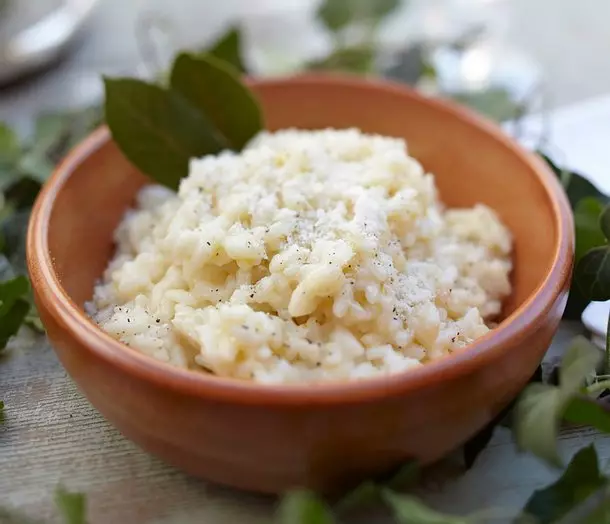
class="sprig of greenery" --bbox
[514,337,603,467]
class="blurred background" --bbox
[0,0,609,127]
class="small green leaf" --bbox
[170,53,263,151]
[206,26,246,73]
[575,246,610,302]
[0,122,20,168]
[0,298,29,349]
[564,396,610,433]
[0,275,29,314]
[574,198,607,262]
[0,275,31,349]
[276,491,335,524]
[382,490,474,524]
[306,46,375,74]
[2,209,31,274]
[55,486,87,524]
[316,0,400,32]
[600,204,610,241]
[563,286,591,320]
[104,77,225,190]
[3,177,42,210]
[514,384,564,466]
[560,337,602,392]
[514,337,601,466]
[516,446,607,524]
[317,0,356,32]
[539,152,609,208]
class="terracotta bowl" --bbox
[27,75,573,494]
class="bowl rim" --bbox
[27,74,574,406]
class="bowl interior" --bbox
[46,77,558,329]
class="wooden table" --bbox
[2,1,610,522]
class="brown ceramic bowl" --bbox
[27,75,573,494]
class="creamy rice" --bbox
[88,129,512,384]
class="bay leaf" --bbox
[600,203,610,240]
[0,122,20,169]
[170,53,263,151]
[574,198,607,262]
[104,77,225,190]
[515,445,607,524]
[575,245,610,302]
[206,26,246,74]
[564,396,610,433]
[514,337,600,466]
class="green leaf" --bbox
[316,0,400,32]
[170,53,263,151]
[206,26,246,73]
[563,287,591,320]
[0,276,31,349]
[306,46,375,74]
[574,198,607,262]
[55,486,87,524]
[539,152,609,209]
[382,490,474,524]
[104,77,225,190]
[516,445,607,524]
[317,0,356,32]
[0,275,29,314]
[276,491,335,524]
[564,396,610,433]
[514,337,601,466]
[0,122,20,168]
[560,337,602,392]
[575,246,610,302]
[514,384,565,466]
[0,298,29,349]
[1,209,31,274]
[3,177,42,210]
[600,204,610,240]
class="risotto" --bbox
[88,128,512,384]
